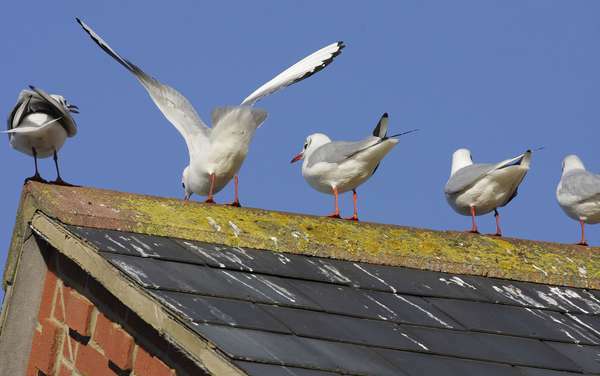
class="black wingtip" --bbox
[382,112,389,118]
[337,41,346,50]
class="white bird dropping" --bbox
[77,18,344,206]
[5,86,79,184]
[556,154,600,246]
[444,148,532,236]
[291,113,417,220]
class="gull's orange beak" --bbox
[290,152,303,163]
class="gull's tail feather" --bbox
[241,41,345,106]
[372,113,389,138]
[496,150,532,170]
[387,129,419,139]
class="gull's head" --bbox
[290,133,331,163]
[51,94,79,114]
[182,166,192,200]
[562,154,586,175]
[451,148,473,175]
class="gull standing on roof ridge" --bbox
[5,86,79,185]
[291,113,417,220]
[444,148,533,236]
[76,18,344,206]
[556,154,600,246]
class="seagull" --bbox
[76,18,344,206]
[291,113,417,220]
[444,148,532,236]
[5,86,79,184]
[556,154,600,246]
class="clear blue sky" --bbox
[2,1,600,301]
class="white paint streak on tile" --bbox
[492,285,544,308]
[315,262,351,283]
[232,247,254,260]
[277,253,291,265]
[255,276,297,303]
[353,263,397,293]
[439,276,477,290]
[548,288,589,314]
[566,313,600,337]
[222,271,276,303]
[393,295,453,329]
[401,333,429,351]
[104,234,127,249]
[183,241,226,268]
[364,294,396,319]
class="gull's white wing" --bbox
[241,41,345,106]
[76,18,209,154]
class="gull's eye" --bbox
[303,143,308,150]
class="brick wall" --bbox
[26,268,176,376]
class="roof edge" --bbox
[5,182,600,290]
[30,213,246,376]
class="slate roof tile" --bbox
[65,226,600,376]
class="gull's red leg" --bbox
[327,187,341,218]
[493,209,502,237]
[345,189,359,221]
[469,206,479,234]
[205,173,216,204]
[577,219,589,246]
[228,175,242,207]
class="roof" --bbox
[4,182,600,375]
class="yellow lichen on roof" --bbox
[5,181,600,289]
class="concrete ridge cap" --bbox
[4,181,600,289]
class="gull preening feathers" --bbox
[556,155,600,246]
[5,86,79,184]
[76,18,344,206]
[291,113,417,220]
[444,148,532,236]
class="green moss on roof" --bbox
[5,181,600,289]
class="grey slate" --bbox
[545,342,600,374]
[64,225,600,376]
[234,362,342,376]
[151,291,290,333]
[429,298,600,345]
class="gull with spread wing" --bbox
[76,18,344,205]
[556,154,600,246]
[291,113,417,220]
[5,86,79,184]
[444,148,533,236]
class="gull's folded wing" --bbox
[444,151,531,195]
[3,117,63,134]
[240,41,345,107]
[560,171,600,204]
[76,18,209,154]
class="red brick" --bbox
[133,347,174,376]
[64,288,93,335]
[27,319,63,375]
[93,313,134,370]
[37,270,58,320]
[75,345,112,376]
